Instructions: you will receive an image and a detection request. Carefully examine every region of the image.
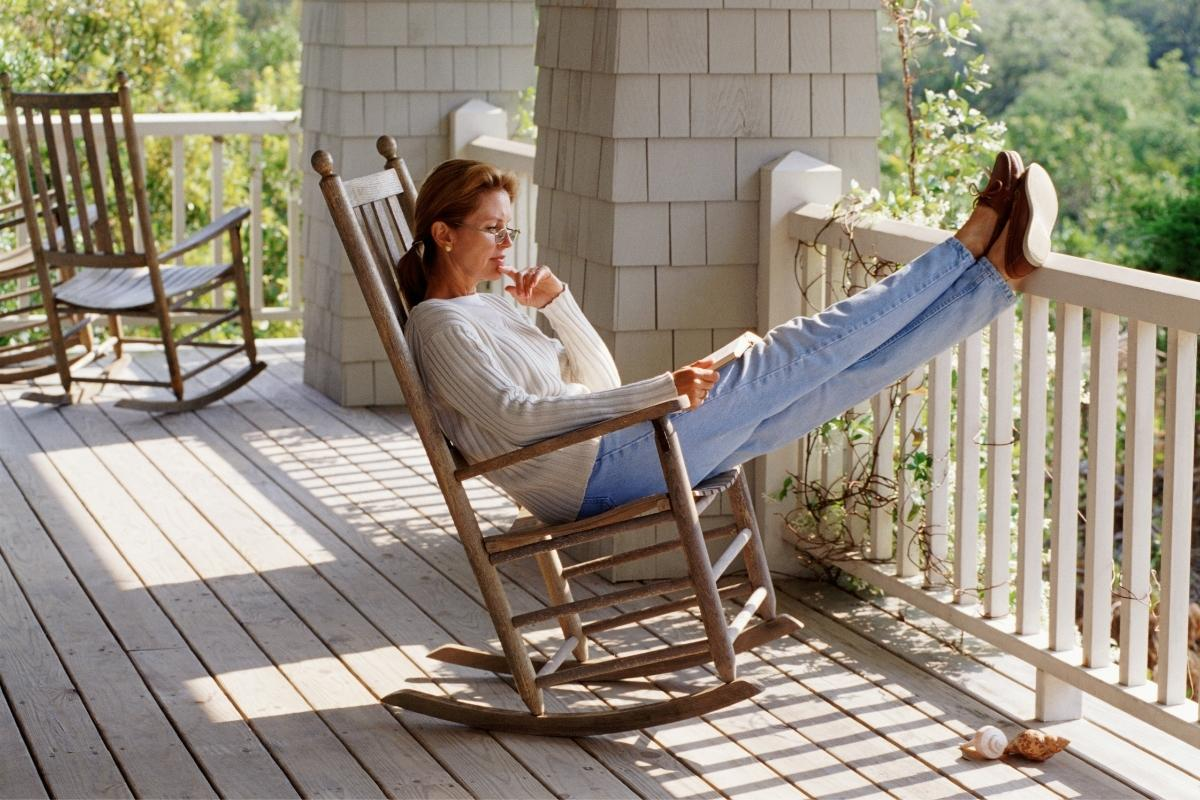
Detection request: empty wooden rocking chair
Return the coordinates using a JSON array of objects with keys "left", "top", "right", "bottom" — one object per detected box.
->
[
  {"left": 1, "top": 72, "right": 265, "bottom": 411},
  {"left": 311, "top": 148, "right": 801, "bottom": 736}
]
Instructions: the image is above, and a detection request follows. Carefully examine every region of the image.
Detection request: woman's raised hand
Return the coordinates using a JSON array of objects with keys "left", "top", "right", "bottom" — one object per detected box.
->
[
  {"left": 672, "top": 358, "right": 718, "bottom": 410},
  {"left": 501, "top": 266, "right": 564, "bottom": 308}
]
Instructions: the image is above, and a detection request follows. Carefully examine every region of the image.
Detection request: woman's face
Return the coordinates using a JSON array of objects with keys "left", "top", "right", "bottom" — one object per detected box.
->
[{"left": 447, "top": 188, "right": 514, "bottom": 283}]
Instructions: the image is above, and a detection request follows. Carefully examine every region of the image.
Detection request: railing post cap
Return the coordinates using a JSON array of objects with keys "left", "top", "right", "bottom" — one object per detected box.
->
[{"left": 763, "top": 151, "right": 840, "bottom": 177}]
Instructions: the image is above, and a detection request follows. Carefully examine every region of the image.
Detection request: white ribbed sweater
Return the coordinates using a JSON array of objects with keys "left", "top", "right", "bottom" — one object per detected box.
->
[{"left": 405, "top": 289, "right": 677, "bottom": 522}]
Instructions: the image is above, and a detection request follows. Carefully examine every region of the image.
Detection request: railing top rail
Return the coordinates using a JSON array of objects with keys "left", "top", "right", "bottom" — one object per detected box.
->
[
  {"left": 461, "top": 134, "right": 536, "bottom": 175},
  {"left": 0, "top": 111, "right": 301, "bottom": 139},
  {"left": 790, "top": 202, "right": 1200, "bottom": 334}
]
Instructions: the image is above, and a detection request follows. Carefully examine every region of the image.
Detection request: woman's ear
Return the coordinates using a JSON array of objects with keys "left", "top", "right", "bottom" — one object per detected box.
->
[{"left": 431, "top": 220, "right": 455, "bottom": 252}]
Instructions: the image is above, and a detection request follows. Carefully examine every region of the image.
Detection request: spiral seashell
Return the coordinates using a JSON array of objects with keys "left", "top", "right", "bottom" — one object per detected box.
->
[
  {"left": 971, "top": 726, "right": 1008, "bottom": 759},
  {"left": 1004, "top": 729, "right": 1070, "bottom": 761}
]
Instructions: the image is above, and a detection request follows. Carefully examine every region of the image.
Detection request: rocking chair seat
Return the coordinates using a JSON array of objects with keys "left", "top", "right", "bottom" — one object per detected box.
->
[{"left": 55, "top": 264, "right": 231, "bottom": 312}]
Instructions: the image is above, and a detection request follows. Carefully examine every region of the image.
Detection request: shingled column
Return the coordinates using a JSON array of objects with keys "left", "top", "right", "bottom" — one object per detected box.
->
[
  {"left": 532, "top": 0, "right": 882, "bottom": 576},
  {"left": 300, "top": 1, "right": 536, "bottom": 405}
]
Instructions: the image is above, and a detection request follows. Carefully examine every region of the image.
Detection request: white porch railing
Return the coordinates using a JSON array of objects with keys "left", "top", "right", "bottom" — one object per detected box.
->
[
  {"left": 761, "top": 153, "right": 1200, "bottom": 747},
  {"left": 0, "top": 111, "right": 303, "bottom": 327}
]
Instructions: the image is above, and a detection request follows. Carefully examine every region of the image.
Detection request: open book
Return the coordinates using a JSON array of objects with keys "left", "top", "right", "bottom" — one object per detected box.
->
[{"left": 700, "top": 330, "right": 763, "bottom": 371}]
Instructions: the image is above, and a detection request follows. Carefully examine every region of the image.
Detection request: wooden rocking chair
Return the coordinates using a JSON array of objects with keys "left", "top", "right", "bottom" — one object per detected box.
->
[
  {"left": 311, "top": 147, "right": 801, "bottom": 736},
  {"left": 0, "top": 194, "right": 94, "bottom": 382},
  {"left": 1, "top": 72, "right": 265, "bottom": 411}
]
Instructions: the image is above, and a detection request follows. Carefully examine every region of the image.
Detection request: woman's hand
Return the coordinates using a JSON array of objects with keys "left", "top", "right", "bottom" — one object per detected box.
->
[
  {"left": 672, "top": 359, "right": 718, "bottom": 410},
  {"left": 501, "top": 266, "right": 564, "bottom": 308}
]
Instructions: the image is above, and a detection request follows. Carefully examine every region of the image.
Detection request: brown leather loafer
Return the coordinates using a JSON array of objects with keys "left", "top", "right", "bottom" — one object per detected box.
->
[
  {"left": 1001, "top": 163, "right": 1058, "bottom": 279},
  {"left": 974, "top": 150, "right": 1024, "bottom": 213}
]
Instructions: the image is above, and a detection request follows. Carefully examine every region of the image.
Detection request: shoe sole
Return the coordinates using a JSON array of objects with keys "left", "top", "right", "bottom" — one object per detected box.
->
[{"left": 1021, "top": 163, "right": 1058, "bottom": 267}]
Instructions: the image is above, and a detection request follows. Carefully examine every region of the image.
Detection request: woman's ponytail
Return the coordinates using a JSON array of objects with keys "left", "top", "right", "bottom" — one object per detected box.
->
[{"left": 396, "top": 239, "right": 430, "bottom": 310}]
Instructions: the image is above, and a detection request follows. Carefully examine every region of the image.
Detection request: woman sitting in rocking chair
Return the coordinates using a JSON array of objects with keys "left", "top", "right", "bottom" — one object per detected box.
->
[{"left": 400, "top": 152, "right": 1057, "bottom": 524}]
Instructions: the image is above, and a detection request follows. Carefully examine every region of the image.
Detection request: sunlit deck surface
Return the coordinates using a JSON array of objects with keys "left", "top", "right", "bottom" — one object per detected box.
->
[{"left": 3, "top": 339, "right": 1198, "bottom": 799}]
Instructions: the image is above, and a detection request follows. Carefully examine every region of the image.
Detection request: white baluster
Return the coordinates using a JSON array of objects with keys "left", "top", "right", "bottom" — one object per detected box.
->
[
  {"left": 985, "top": 305, "right": 1015, "bottom": 618},
  {"left": 1083, "top": 310, "right": 1119, "bottom": 667},
  {"left": 954, "top": 331, "right": 983, "bottom": 604},
  {"left": 896, "top": 368, "right": 924, "bottom": 577},
  {"left": 287, "top": 132, "right": 301, "bottom": 312},
  {"left": 171, "top": 135, "right": 185, "bottom": 264},
  {"left": 249, "top": 135, "right": 264, "bottom": 314},
  {"left": 1157, "top": 329, "right": 1197, "bottom": 705},
  {"left": 925, "top": 348, "right": 952, "bottom": 588},
  {"left": 211, "top": 136, "right": 225, "bottom": 305},
  {"left": 869, "top": 386, "right": 895, "bottom": 563},
  {"left": 1049, "top": 303, "right": 1083, "bottom": 650},
  {"left": 1017, "top": 294, "right": 1050, "bottom": 633},
  {"left": 1119, "top": 319, "right": 1156, "bottom": 686}
]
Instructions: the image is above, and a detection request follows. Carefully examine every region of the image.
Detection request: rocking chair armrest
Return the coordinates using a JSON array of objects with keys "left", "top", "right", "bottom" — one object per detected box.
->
[
  {"left": 160, "top": 206, "right": 251, "bottom": 262},
  {"left": 454, "top": 395, "right": 690, "bottom": 480}
]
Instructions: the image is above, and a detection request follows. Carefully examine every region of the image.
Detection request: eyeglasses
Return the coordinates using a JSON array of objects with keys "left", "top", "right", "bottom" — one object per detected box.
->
[{"left": 455, "top": 223, "right": 520, "bottom": 244}]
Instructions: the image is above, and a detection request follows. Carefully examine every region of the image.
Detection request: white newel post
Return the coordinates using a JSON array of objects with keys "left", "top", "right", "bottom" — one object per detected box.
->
[
  {"left": 300, "top": 0, "right": 536, "bottom": 405},
  {"left": 756, "top": 154, "right": 843, "bottom": 571},
  {"left": 533, "top": 0, "right": 881, "bottom": 577}
]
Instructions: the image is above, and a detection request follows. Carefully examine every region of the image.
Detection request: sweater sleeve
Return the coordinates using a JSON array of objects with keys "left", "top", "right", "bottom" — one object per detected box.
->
[
  {"left": 419, "top": 321, "right": 678, "bottom": 447},
  {"left": 538, "top": 287, "right": 622, "bottom": 391}
]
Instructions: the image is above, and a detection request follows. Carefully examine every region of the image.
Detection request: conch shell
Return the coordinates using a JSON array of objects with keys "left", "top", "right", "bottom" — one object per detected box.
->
[
  {"left": 959, "top": 725, "right": 1007, "bottom": 760},
  {"left": 1004, "top": 729, "right": 1070, "bottom": 761}
]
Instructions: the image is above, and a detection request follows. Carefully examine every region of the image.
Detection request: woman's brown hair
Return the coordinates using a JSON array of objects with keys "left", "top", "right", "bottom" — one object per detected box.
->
[{"left": 397, "top": 159, "right": 518, "bottom": 308}]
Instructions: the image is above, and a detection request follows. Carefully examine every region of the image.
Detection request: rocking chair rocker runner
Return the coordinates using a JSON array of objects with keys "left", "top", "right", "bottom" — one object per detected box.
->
[
  {"left": 1, "top": 72, "right": 265, "bottom": 411},
  {"left": 312, "top": 142, "right": 802, "bottom": 737}
]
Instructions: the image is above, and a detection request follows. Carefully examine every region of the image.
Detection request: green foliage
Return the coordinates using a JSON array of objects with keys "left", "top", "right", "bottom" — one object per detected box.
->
[
  {"left": 874, "top": 1, "right": 1007, "bottom": 229},
  {"left": 0, "top": 0, "right": 301, "bottom": 341},
  {"left": 1126, "top": 174, "right": 1200, "bottom": 282}
]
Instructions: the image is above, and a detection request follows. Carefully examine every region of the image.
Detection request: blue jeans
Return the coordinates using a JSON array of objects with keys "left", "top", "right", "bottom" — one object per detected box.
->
[{"left": 577, "top": 237, "right": 1016, "bottom": 519}]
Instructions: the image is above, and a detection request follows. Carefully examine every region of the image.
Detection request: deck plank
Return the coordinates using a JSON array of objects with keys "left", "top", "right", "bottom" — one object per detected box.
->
[
  {"left": 0, "top": 398, "right": 298, "bottom": 800},
  {"left": 781, "top": 582, "right": 1190, "bottom": 798},
  {"left": 0, "top": 653, "right": 46, "bottom": 800},
  {"left": 846, "top": 584, "right": 1200, "bottom": 783},
  {"left": 0, "top": 412, "right": 216, "bottom": 799},
  {"left": 0, "top": 459, "right": 130, "bottom": 798},
  {"left": 8, "top": 396, "right": 385, "bottom": 799},
  {"left": 773, "top": 585, "right": 1137, "bottom": 799}
]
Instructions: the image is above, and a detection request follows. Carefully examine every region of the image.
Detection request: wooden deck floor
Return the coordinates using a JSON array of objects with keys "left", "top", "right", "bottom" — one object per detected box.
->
[{"left": 3, "top": 339, "right": 1198, "bottom": 799}]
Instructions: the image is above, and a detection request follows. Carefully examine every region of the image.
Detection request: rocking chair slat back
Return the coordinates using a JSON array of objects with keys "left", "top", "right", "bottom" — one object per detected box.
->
[{"left": 1, "top": 72, "right": 265, "bottom": 409}]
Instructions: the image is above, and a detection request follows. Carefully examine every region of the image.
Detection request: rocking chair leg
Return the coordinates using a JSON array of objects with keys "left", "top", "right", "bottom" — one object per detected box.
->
[
  {"left": 730, "top": 470, "right": 776, "bottom": 620},
  {"left": 108, "top": 314, "right": 124, "bottom": 358},
  {"left": 453, "top": 512, "right": 545, "bottom": 715},
  {"left": 652, "top": 417, "right": 738, "bottom": 682},
  {"left": 227, "top": 228, "right": 258, "bottom": 366},
  {"left": 534, "top": 550, "right": 589, "bottom": 662}
]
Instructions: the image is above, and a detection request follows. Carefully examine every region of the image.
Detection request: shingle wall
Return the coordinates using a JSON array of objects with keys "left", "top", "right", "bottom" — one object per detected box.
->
[
  {"left": 533, "top": 0, "right": 881, "bottom": 386},
  {"left": 301, "top": 1, "right": 536, "bottom": 404}
]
